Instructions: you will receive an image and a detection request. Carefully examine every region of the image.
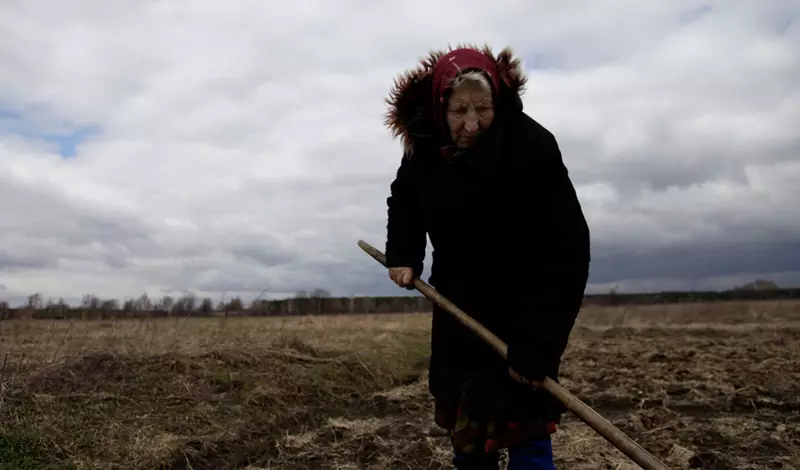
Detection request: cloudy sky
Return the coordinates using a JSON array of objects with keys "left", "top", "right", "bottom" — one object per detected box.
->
[{"left": 1, "top": 1, "right": 798, "bottom": 305}]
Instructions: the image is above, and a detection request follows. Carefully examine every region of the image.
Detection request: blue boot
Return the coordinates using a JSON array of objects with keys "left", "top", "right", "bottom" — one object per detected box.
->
[{"left": 507, "top": 439, "right": 556, "bottom": 470}]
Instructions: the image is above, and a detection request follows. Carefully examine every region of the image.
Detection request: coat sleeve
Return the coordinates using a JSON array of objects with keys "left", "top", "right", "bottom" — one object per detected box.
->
[
  {"left": 506, "top": 131, "right": 591, "bottom": 382},
  {"left": 385, "top": 156, "right": 427, "bottom": 282}
]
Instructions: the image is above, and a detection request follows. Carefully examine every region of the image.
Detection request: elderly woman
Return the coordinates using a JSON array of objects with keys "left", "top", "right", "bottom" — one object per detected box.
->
[{"left": 383, "top": 45, "right": 591, "bottom": 469}]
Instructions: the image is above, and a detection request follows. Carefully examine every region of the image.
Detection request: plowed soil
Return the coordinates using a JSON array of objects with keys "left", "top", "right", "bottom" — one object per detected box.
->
[{"left": 1, "top": 300, "right": 798, "bottom": 469}]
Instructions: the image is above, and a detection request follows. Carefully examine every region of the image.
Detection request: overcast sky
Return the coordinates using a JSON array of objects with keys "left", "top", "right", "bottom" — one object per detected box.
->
[{"left": 1, "top": 1, "right": 798, "bottom": 306}]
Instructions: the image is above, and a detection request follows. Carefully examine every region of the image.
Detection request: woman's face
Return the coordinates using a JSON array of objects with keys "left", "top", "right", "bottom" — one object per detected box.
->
[{"left": 446, "top": 80, "right": 494, "bottom": 148}]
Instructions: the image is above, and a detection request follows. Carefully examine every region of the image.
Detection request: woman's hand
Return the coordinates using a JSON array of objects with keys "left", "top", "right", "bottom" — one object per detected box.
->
[{"left": 389, "top": 267, "right": 414, "bottom": 288}]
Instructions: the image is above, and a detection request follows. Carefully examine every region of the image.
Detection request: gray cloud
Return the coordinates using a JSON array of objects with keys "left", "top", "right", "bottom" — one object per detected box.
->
[
  {"left": 0, "top": 248, "right": 57, "bottom": 271},
  {"left": 229, "top": 246, "right": 298, "bottom": 269},
  {"left": 590, "top": 239, "right": 800, "bottom": 284},
  {"left": 0, "top": 171, "right": 154, "bottom": 274},
  {"left": 0, "top": 1, "right": 797, "bottom": 305}
]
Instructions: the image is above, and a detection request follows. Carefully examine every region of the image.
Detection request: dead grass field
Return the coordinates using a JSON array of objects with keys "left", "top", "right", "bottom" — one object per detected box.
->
[{"left": 1, "top": 300, "right": 799, "bottom": 469}]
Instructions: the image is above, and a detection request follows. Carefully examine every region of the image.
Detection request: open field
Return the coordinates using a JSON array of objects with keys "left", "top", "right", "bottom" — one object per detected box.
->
[{"left": 1, "top": 300, "right": 799, "bottom": 469}]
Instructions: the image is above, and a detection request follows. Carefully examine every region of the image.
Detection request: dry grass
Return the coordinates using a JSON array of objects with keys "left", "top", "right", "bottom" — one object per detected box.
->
[{"left": 1, "top": 301, "right": 799, "bottom": 469}]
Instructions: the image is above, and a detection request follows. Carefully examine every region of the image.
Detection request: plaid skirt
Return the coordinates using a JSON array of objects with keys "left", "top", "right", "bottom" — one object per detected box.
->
[{"left": 435, "top": 385, "right": 558, "bottom": 454}]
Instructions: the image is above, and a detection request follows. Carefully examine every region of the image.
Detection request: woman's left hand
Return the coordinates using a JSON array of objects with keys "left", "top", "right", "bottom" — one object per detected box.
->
[{"left": 509, "top": 367, "right": 543, "bottom": 389}]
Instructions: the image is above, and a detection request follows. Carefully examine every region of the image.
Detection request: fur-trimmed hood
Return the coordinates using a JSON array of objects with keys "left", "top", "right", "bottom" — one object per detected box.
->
[{"left": 384, "top": 44, "right": 528, "bottom": 156}]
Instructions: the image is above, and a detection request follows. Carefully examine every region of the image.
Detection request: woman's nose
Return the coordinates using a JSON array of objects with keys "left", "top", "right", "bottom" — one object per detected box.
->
[{"left": 463, "top": 110, "right": 479, "bottom": 132}]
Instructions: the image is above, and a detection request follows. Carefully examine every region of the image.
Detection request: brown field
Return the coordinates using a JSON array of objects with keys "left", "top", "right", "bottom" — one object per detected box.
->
[{"left": 1, "top": 300, "right": 799, "bottom": 470}]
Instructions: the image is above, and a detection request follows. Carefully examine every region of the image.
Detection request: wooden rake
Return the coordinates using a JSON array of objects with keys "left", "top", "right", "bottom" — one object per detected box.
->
[{"left": 357, "top": 239, "right": 671, "bottom": 470}]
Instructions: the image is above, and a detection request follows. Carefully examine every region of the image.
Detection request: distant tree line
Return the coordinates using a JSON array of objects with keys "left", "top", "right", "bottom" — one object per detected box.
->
[{"left": 0, "top": 280, "right": 797, "bottom": 321}]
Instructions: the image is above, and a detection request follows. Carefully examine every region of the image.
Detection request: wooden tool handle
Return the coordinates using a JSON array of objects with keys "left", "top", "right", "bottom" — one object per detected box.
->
[{"left": 358, "top": 239, "right": 671, "bottom": 470}]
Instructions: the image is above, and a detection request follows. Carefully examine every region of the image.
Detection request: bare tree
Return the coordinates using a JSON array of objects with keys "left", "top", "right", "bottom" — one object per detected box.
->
[
  {"left": 224, "top": 297, "right": 244, "bottom": 312},
  {"left": 134, "top": 293, "right": 152, "bottom": 313},
  {"left": 28, "top": 292, "right": 43, "bottom": 310},
  {"left": 250, "top": 299, "right": 267, "bottom": 314},
  {"left": 101, "top": 299, "right": 119, "bottom": 312},
  {"left": 171, "top": 294, "right": 198, "bottom": 316},
  {"left": 160, "top": 296, "right": 175, "bottom": 313},
  {"left": 82, "top": 294, "right": 101, "bottom": 310},
  {"left": 199, "top": 297, "right": 215, "bottom": 315},
  {"left": 309, "top": 288, "right": 331, "bottom": 298},
  {"left": 122, "top": 298, "right": 136, "bottom": 315},
  {"left": 609, "top": 285, "right": 620, "bottom": 306},
  {"left": 734, "top": 279, "right": 779, "bottom": 291}
]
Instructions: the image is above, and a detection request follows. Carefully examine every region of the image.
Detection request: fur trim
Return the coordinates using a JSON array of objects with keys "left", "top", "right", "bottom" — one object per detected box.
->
[{"left": 384, "top": 43, "right": 527, "bottom": 156}]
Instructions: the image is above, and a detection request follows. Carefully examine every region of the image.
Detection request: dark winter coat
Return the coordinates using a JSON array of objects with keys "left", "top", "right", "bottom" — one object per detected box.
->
[{"left": 383, "top": 46, "right": 591, "bottom": 428}]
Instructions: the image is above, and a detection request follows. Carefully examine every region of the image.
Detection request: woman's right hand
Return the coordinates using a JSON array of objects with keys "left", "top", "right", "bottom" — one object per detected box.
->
[{"left": 388, "top": 267, "right": 414, "bottom": 288}]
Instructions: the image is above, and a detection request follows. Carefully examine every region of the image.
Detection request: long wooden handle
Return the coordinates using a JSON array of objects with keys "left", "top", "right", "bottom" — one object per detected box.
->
[{"left": 357, "top": 240, "right": 671, "bottom": 470}]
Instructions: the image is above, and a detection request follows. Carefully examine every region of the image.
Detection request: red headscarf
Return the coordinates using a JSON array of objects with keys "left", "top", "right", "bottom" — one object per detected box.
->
[{"left": 431, "top": 48, "right": 501, "bottom": 133}]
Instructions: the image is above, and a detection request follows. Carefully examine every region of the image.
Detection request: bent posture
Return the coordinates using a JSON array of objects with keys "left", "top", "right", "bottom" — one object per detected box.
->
[{"left": 383, "top": 45, "right": 591, "bottom": 469}]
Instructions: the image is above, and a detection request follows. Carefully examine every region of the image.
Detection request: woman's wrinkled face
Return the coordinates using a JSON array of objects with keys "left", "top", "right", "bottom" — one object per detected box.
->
[{"left": 446, "top": 80, "right": 494, "bottom": 148}]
